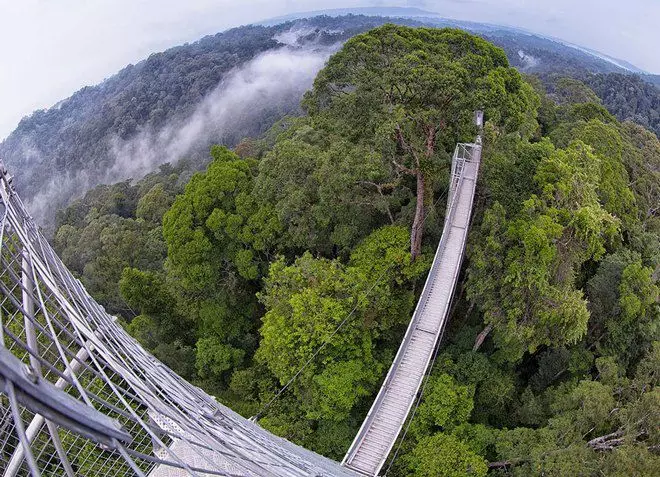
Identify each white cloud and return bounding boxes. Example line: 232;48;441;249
106;44;335;182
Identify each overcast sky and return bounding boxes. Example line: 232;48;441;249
1;0;657;139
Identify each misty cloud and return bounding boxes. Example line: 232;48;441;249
517;50;540;70
106;44;334;181
23;42;336;225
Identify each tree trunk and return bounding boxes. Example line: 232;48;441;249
409;124;436;260
473;323;493;351
410;170;425;260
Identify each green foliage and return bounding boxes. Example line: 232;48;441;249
619;261;658;321
410;374;475;437
303;24;538;257
487;342;660;475
432;352;517;428
602;446;660;477
480;137;555;214
120;268;172;315
552;77;601;105
136;183;175;223
306;24;530;138
256;225;428;423
311;360;380;421
529;348;571;391
248;224;430;453
120;266;197;378
256;253;375;383
406;433;488;477
253;129;389;253
549;380;616;439
586;72;660;138
348;224;431;285
162;146;278;365
619;121;660;240
195;337;245;381
550;120;637;227
468;142;620;358
164;146;270;291
53;164;187;315
126;314;159;350
587;250;659;366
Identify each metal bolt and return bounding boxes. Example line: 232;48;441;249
23;364;38;384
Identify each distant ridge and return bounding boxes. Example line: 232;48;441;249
561;42;647;74
258;6;442;25
2;11;657;226
260;7;649;75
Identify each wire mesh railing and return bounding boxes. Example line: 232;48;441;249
0;165;356;477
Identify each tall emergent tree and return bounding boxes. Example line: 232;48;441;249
304;24;537;258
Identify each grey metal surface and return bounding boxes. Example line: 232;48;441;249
0;166;357;476
342;139;482;476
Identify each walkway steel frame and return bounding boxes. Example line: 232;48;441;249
0;166;356;477
342;138;482;476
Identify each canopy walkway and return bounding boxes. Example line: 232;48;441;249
0;169;357;477
0;115;482;476
342;137;482;476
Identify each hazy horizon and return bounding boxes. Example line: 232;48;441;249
1;1;658;140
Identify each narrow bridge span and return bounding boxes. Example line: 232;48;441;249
342;137;482;476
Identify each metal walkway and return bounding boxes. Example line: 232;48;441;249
0;167;357;477
342;138;482;476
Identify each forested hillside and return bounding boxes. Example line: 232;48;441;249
0;15;395;223
3;13;658;227
586;73;660;137
53;25;659;475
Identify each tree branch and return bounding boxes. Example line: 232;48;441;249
391;159;416;176
359;181;396;224
395;124;421;169
473;323;493;351
587;429;625;451
488;460;515;469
